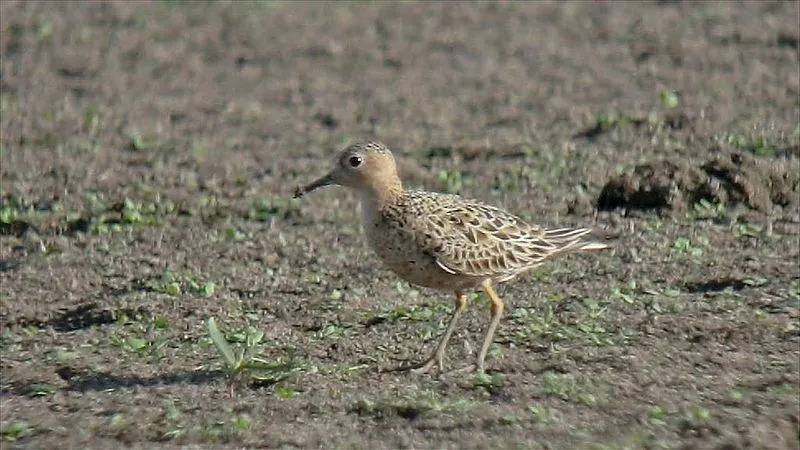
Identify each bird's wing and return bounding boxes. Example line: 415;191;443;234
401;192;561;279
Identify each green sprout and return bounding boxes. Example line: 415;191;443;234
206;318;301;396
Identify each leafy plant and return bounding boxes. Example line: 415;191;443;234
207;318;301;396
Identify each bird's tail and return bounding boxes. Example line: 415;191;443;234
543;227;612;255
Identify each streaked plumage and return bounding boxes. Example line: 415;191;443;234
295;141;610;374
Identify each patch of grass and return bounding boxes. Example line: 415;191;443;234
72;192;178;234
507;295;636;348
82;104;101;135
611;279;640;305
200;415;250;443
575;111;647;140
678;404;712;430
1;421;34;442
372;302;450;323
670;236;708;258
128;132;169;152
638;286;684;316
223;227;248;241
367;297;453;342
308;323;354;340
0;205;19;224
527;404;558;424
248;196;300;222
26;383;57;398
207;318;303;395
648;405;668;426
691;198;727;220
722;132;783;157
350;390;475;420
469;372;506;396
436;169;472;194
110;314;171;360
734;223;762;238
658;89;679;109
149;271;217;297
159;399;185;440
535;371;603;406
489;165;538;194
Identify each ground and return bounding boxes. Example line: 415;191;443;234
1;1;799;449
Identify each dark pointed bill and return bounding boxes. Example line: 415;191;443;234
293;173;334;198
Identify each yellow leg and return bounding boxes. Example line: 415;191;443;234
411;291;468;374
477;279;504;373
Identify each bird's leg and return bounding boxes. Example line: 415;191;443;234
477;279;504;374
408;290;467;374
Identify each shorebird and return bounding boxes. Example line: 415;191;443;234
295;141;610;374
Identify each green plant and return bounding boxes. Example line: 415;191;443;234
671;236;708;257
1;421;33;441
111;315;170;360
692;199;726;220
207;318;300;396
150;271;217;297
659;89;679;109
436;169;472;194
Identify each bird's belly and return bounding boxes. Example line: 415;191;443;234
367;230;481;290
383;259;452;289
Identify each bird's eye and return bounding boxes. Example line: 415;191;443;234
348;156;363;168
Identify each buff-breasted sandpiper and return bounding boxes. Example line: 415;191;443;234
295;141;610;374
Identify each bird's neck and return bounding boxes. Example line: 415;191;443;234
359;176;404;208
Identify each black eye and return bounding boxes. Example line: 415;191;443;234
348;156;363;168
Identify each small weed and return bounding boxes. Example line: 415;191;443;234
350;390;474;420
26;383;57;397
725;388;744;404
612;279;639;304
679;404;711;429
648;405;668;425
275;386;296;399
78;194;176;234
129;133;163;152
671;236;708;257
0;206;18;224
508;296;633;348
377;303;449;323
734;223;762;238
692;199;727;220
723;133;781;157
111;315;170;360
248;197;299;222
470;372;505;395
436;169;472;194
83;105;101;135
1;421;34;441
150;271;217;297
35;20;52;40
528;404;556;424
536;371;603;406
659;89;679;109
190;139;208;160
490;165;536;194
309;323;353;340
224;227;248;241
207;318;301;396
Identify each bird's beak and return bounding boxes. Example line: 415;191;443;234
294;172;335;198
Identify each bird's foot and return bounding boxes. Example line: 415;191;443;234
383;355;443;375
443;363;483;375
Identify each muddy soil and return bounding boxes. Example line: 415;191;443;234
1;2;798;449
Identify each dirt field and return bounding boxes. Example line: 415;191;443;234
1;1;799;448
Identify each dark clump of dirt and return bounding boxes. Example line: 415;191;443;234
597;151;799;213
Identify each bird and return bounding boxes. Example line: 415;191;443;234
294;141;610;374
